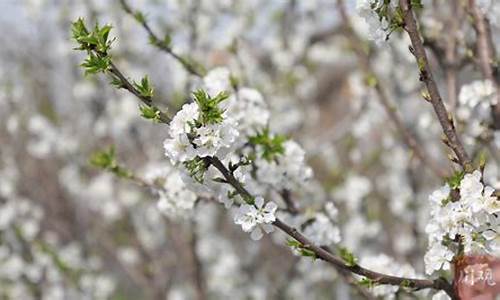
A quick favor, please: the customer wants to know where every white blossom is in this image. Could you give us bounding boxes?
[432,290,451,300]
[303,213,341,246]
[356,0,390,45]
[163,100,239,164]
[424,170,499,274]
[234,197,277,240]
[203,67,232,97]
[457,80,496,145]
[255,140,313,190]
[424,243,454,275]
[203,68,271,137]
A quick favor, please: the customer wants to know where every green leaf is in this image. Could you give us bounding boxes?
[110,76,124,89]
[358,277,376,288]
[299,248,317,259]
[89,146,132,178]
[365,73,378,87]
[411,0,424,9]
[71,18,90,49]
[89,146,116,169]
[418,57,426,72]
[139,105,161,122]
[192,89,229,125]
[248,128,287,161]
[162,34,172,48]
[286,239,317,260]
[183,157,208,183]
[229,74,240,88]
[81,53,111,75]
[400,279,414,289]
[133,76,154,98]
[286,239,301,248]
[476,150,487,170]
[71,18,114,53]
[446,170,465,189]
[339,247,357,267]
[134,11,146,24]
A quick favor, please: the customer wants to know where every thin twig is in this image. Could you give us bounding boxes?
[119,0,204,77]
[95,54,171,122]
[468,0,500,129]
[336,0,448,178]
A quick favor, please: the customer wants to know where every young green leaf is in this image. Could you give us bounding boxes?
[133,76,154,98]
[192,89,229,125]
[81,53,110,75]
[248,128,287,161]
[139,105,161,122]
[339,247,357,267]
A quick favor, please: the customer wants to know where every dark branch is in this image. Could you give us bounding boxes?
[399,0,472,171]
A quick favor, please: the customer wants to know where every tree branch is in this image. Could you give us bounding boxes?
[106,60,171,123]
[399,0,472,171]
[207,156,457,299]
[119,0,204,77]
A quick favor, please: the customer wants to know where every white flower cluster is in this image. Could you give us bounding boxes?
[27,114,78,158]
[303,211,341,246]
[163,101,239,163]
[0,196,115,299]
[457,80,498,145]
[234,196,277,240]
[359,254,420,299]
[356,0,390,45]
[424,171,499,274]
[203,67,270,137]
[335,174,381,251]
[254,140,313,191]
[143,164,197,219]
[162,67,316,241]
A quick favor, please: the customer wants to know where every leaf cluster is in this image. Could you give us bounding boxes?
[139,105,161,122]
[249,128,286,161]
[287,239,317,260]
[192,89,229,125]
[339,247,358,267]
[183,157,208,183]
[89,146,132,178]
[133,76,154,99]
[72,18,114,54]
[446,171,464,189]
[71,18,115,75]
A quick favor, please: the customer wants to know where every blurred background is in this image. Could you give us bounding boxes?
[0,0,499,299]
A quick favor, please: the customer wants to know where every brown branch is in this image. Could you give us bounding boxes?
[399,0,472,171]
[468,0,500,129]
[274,219,455,298]
[207,156,457,299]
[119,0,204,77]
[280,189,300,214]
[336,0,448,178]
[106,60,171,123]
